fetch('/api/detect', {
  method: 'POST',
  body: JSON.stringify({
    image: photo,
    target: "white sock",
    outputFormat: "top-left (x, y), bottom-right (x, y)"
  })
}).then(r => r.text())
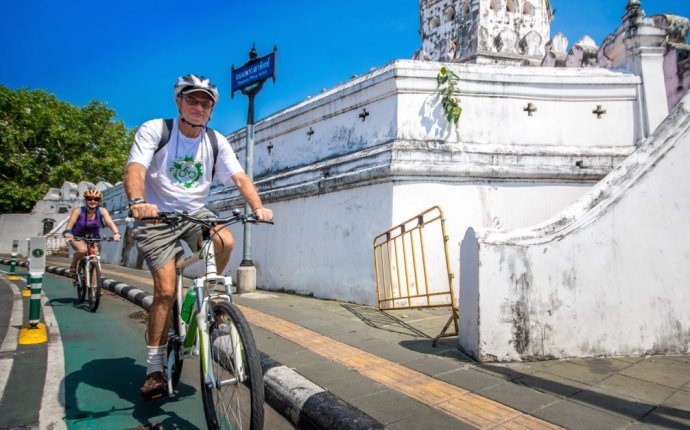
top-left (146, 345), bottom-right (166, 375)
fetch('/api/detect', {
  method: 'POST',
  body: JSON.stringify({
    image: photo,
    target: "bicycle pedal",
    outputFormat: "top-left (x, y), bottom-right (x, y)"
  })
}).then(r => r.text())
top-left (141, 387), bottom-right (168, 402)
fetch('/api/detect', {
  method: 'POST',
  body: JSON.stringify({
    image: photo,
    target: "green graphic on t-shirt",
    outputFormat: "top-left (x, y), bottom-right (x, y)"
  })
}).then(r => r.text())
top-left (170, 155), bottom-right (204, 188)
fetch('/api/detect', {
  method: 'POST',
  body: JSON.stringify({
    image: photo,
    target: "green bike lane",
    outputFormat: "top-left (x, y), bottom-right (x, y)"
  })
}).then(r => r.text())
top-left (2, 264), bottom-right (208, 429)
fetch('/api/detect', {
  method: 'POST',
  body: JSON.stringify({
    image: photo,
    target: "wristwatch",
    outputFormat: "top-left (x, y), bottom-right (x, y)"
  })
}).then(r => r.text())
top-left (128, 198), bottom-right (145, 207)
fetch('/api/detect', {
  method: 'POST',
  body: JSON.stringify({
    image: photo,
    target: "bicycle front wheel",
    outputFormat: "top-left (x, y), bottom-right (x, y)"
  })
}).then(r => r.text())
top-left (86, 262), bottom-right (101, 312)
top-left (76, 260), bottom-right (86, 303)
top-left (201, 301), bottom-right (264, 430)
top-left (167, 299), bottom-right (184, 390)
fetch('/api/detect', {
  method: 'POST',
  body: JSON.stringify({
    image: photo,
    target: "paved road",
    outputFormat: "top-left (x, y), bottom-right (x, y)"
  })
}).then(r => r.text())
top-left (0, 264), bottom-right (294, 429)
top-left (4, 256), bottom-right (690, 429)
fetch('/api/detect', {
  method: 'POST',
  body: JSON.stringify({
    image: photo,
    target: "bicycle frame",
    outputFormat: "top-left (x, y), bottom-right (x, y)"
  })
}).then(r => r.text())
top-left (170, 226), bottom-right (245, 392)
top-left (81, 241), bottom-right (100, 288)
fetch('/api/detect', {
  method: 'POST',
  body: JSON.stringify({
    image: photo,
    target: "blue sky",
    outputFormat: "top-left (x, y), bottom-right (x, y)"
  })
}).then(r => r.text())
top-left (2, 0), bottom-right (689, 134)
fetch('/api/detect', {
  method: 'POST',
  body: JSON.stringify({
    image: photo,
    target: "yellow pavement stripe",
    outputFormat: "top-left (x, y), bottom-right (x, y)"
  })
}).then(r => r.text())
top-left (496, 414), bottom-right (564, 430)
top-left (240, 306), bottom-right (562, 430)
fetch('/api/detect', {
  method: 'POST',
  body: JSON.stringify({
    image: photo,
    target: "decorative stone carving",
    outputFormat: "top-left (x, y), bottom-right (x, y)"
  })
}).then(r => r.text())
top-left (419, 0), bottom-right (553, 63)
top-left (439, 38), bottom-right (457, 61)
top-left (541, 33), bottom-right (568, 67)
top-left (566, 36), bottom-right (600, 68)
top-left (520, 31), bottom-right (543, 56)
top-left (478, 26), bottom-right (489, 51)
top-left (495, 29), bottom-right (518, 54)
top-left (653, 14), bottom-right (690, 44)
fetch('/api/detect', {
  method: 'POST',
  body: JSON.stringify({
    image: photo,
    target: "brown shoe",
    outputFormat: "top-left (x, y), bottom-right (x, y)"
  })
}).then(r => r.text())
top-left (140, 371), bottom-right (167, 401)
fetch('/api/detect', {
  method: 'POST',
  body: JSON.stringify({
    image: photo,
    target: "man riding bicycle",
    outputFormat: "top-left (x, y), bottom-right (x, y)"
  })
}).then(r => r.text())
top-left (63, 188), bottom-right (121, 280)
top-left (124, 73), bottom-right (273, 400)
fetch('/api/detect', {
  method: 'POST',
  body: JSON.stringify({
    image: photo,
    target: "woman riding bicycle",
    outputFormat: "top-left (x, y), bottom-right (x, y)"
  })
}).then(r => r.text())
top-left (63, 189), bottom-right (121, 280)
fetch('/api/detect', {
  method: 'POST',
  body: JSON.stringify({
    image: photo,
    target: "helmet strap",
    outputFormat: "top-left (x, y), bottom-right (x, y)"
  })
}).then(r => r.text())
top-left (180, 116), bottom-right (206, 128)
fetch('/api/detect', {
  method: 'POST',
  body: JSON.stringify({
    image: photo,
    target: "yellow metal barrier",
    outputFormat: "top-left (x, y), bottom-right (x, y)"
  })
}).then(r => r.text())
top-left (373, 206), bottom-right (458, 346)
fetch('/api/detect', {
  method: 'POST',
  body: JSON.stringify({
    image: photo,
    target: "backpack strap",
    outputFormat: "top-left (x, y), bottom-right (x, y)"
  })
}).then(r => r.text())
top-left (154, 119), bottom-right (175, 154)
top-left (206, 127), bottom-right (219, 178)
top-left (155, 119), bottom-right (219, 179)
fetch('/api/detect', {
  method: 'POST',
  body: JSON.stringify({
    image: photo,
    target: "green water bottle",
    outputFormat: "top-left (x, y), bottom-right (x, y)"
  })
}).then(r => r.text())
top-left (180, 287), bottom-right (197, 324)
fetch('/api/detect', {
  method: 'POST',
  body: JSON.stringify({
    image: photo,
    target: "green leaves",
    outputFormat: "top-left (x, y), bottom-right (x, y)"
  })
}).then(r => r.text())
top-left (0, 86), bottom-right (133, 213)
top-left (436, 66), bottom-right (462, 125)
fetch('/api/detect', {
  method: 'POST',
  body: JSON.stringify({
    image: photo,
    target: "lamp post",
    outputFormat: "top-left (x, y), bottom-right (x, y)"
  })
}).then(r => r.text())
top-left (231, 44), bottom-right (276, 293)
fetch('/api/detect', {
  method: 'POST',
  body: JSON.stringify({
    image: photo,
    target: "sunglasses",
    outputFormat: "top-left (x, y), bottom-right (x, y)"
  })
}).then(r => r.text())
top-left (183, 94), bottom-right (214, 110)
top-left (85, 197), bottom-right (101, 202)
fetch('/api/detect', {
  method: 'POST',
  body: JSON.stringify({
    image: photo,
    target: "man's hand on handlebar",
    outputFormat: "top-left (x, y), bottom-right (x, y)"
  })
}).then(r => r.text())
top-left (129, 202), bottom-right (160, 220)
top-left (253, 207), bottom-right (273, 222)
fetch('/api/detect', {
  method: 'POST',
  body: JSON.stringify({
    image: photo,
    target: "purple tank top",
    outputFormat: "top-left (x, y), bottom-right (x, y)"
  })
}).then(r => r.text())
top-left (72, 207), bottom-right (102, 238)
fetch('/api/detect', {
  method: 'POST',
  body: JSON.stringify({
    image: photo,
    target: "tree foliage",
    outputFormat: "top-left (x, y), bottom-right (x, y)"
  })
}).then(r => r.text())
top-left (0, 86), bottom-right (133, 213)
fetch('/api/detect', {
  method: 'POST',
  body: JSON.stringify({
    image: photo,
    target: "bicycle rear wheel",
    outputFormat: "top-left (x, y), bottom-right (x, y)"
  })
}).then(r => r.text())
top-left (76, 260), bottom-right (86, 303)
top-left (201, 301), bottom-right (264, 430)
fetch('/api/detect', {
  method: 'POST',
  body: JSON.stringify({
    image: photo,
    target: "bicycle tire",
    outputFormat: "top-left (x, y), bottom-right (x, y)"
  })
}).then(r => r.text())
top-left (76, 260), bottom-right (86, 303)
top-left (166, 300), bottom-right (184, 390)
top-left (200, 301), bottom-right (264, 430)
top-left (86, 262), bottom-right (102, 312)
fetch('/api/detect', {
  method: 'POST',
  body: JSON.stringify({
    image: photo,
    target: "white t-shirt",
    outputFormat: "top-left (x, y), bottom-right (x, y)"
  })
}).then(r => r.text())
top-left (127, 118), bottom-right (244, 212)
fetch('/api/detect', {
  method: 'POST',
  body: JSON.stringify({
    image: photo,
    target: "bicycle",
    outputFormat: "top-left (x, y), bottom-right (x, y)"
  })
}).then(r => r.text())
top-left (72, 235), bottom-right (113, 312)
top-left (140, 209), bottom-right (270, 430)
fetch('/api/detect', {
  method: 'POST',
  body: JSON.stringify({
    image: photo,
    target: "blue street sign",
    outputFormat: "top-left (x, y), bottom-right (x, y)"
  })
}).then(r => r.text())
top-left (232, 51), bottom-right (276, 95)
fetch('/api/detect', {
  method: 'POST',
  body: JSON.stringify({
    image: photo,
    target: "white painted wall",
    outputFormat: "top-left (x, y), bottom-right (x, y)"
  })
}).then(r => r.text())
top-left (460, 93), bottom-right (690, 361)
top-left (201, 60), bottom-right (645, 305)
top-left (225, 184), bottom-right (394, 304)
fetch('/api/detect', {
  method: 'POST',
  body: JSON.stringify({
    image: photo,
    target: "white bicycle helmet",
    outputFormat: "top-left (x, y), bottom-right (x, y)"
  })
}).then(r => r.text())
top-left (174, 74), bottom-right (219, 104)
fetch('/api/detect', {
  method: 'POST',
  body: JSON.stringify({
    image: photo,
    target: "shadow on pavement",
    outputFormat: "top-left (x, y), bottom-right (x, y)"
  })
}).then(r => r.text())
top-left (63, 357), bottom-right (199, 429)
top-left (479, 363), bottom-right (690, 429)
top-left (341, 303), bottom-right (430, 338)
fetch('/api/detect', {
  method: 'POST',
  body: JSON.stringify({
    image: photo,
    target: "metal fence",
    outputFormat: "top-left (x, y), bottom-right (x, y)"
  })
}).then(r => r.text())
top-left (373, 206), bottom-right (458, 345)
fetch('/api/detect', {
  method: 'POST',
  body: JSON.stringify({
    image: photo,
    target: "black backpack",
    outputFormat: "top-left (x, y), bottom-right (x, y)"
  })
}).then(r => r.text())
top-left (155, 119), bottom-right (219, 178)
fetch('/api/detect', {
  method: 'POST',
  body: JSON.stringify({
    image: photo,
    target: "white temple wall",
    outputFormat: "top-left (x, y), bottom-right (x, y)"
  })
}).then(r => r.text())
top-left (225, 184), bottom-right (394, 304)
top-left (459, 93), bottom-right (690, 361)
top-left (204, 60), bottom-right (645, 305)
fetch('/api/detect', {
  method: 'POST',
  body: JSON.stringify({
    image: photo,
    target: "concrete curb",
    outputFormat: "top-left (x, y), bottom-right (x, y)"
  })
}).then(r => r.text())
top-left (38, 264), bottom-right (383, 430)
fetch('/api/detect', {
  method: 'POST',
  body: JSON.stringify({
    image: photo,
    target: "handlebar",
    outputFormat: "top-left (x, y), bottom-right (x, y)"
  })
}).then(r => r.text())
top-left (139, 209), bottom-right (274, 226)
top-left (71, 236), bottom-right (117, 243)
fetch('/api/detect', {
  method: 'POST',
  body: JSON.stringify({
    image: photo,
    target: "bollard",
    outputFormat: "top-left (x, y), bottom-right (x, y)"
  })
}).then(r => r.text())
top-left (19, 237), bottom-right (47, 344)
top-left (24, 238), bottom-right (32, 296)
top-left (23, 272), bottom-right (32, 297)
top-left (19, 272), bottom-right (48, 344)
top-left (8, 240), bottom-right (20, 280)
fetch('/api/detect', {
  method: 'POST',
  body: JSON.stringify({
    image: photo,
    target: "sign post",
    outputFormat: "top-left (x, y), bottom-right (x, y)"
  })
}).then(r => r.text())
top-left (231, 45), bottom-right (276, 293)
top-left (19, 236), bottom-right (47, 344)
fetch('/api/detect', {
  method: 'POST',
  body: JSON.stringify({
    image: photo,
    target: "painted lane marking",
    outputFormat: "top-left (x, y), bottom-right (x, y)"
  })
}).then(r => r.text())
top-left (0, 279), bottom-right (22, 403)
top-left (0, 280), bottom-right (23, 353)
top-left (240, 306), bottom-right (563, 430)
top-left (39, 293), bottom-right (67, 429)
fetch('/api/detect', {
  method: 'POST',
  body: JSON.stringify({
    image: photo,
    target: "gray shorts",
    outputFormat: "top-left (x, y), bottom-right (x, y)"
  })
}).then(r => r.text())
top-left (133, 207), bottom-right (216, 273)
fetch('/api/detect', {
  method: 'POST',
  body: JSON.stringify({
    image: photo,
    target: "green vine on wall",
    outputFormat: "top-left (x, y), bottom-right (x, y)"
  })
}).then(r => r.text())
top-left (436, 66), bottom-right (462, 125)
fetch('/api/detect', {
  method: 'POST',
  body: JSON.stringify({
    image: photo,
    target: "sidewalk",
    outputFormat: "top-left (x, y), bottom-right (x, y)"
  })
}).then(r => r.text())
top-left (12, 256), bottom-right (690, 429)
